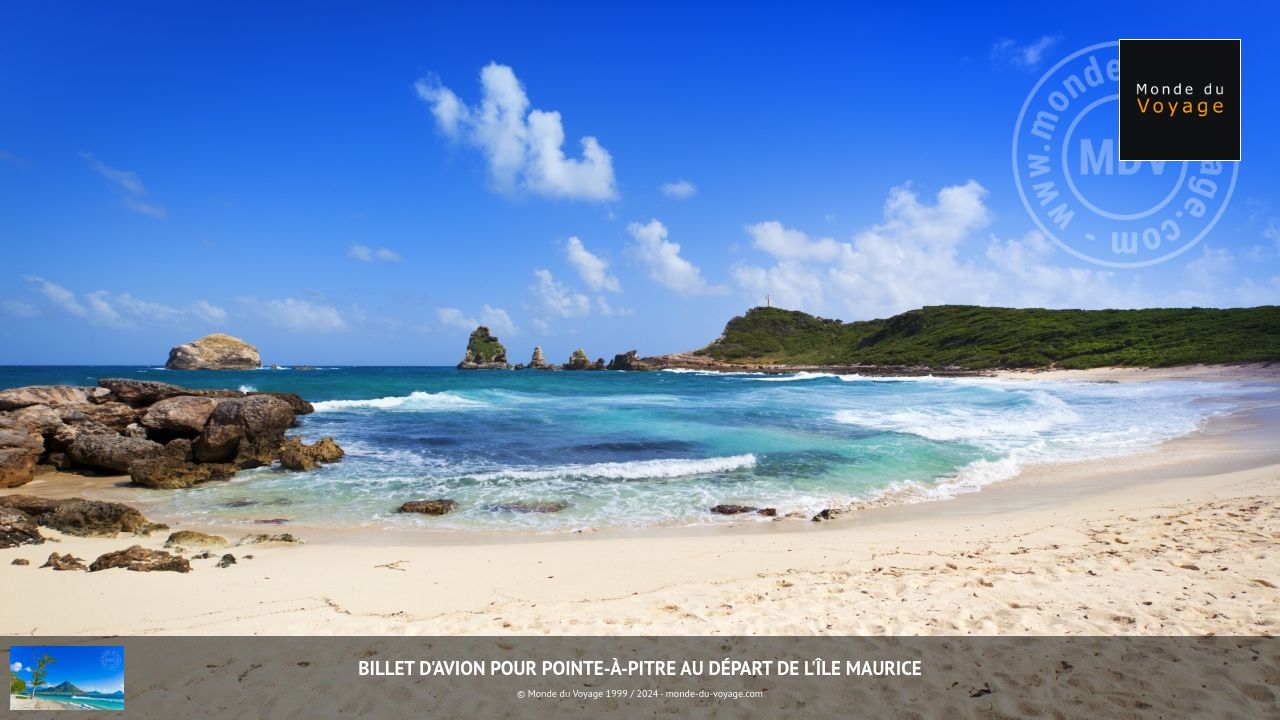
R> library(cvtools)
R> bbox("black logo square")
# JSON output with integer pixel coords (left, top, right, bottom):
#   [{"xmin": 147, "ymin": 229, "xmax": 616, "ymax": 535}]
[{"xmin": 1119, "ymin": 39, "xmax": 1240, "ymax": 161}]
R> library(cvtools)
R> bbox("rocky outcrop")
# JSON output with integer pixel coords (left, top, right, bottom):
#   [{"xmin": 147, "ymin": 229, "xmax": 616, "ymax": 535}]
[
  {"xmin": 217, "ymin": 553, "xmax": 237, "ymax": 568},
  {"xmin": 398, "ymin": 499, "xmax": 458, "ymax": 515},
  {"xmin": 97, "ymin": 378, "xmax": 241, "ymax": 407},
  {"xmin": 165, "ymin": 333, "xmax": 261, "ymax": 370},
  {"xmin": 165, "ymin": 530, "xmax": 227, "ymax": 548},
  {"xmin": 0, "ymin": 507, "xmax": 43, "ymax": 548},
  {"xmin": 141, "ymin": 396, "xmax": 221, "ymax": 435},
  {"xmin": 193, "ymin": 395, "xmax": 295, "ymax": 467},
  {"xmin": 457, "ymin": 326, "xmax": 512, "ymax": 369},
  {"xmin": 606, "ymin": 350, "xmax": 653, "ymax": 371},
  {"xmin": 1, "ymin": 494, "xmax": 163, "ymax": 537},
  {"xmin": 0, "ymin": 422, "xmax": 44, "ymax": 488},
  {"xmin": 129, "ymin": 456, "xmax": 237, "ymax": 489},
  {"xmin": 278, "ymin": 436, "xmax": 344, "ymax": 471},
  {"xmin": 41, "ymin": 552, "xmax": 87, "ymax": 571},
  {"xmin": 0, "ymin": 385, "xmax": 110, "ymax": 411},
  {"xmin": 68, "ymin": 433, "xmax": 163, "ymax": 472},
  {"xmin": 563, "ymin": 349, "xmax": 592, "ymax": 370},
  {"xmin": 0, "ymin": 379, "xmax": 329, "ymax": 488},
  {"xmin": 528, "ymin": 346, "xmax": 552, "ymax": 369},
  {"xmin": 90, "ymin": 545, "xmax": 191, "ymax": 573}
]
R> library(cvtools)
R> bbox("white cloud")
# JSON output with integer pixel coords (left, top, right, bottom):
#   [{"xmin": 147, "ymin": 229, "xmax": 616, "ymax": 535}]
[
  {"xmin": 436, "ymin": 305, "xmax": 518, "ymax": 335},
  {"xmin": 348, "ymin": 244, "xmax": 402, "ymax": 262},
  {"xmin": 745, "ymin": 221, "xmax": 842, "ymax": 262},
  {"xmin": 991, "ymin": 36, "xmax": 1059, "ymax": 68},
  {"xmin": 595, "ymin": 296, "xmax": 634, "ymax": 317},
  {"xmin": 21, "ymin": 276, "xmax": 228, "ymax": 327},
  {"xmin": 530, "ymin": 269, "xmax": 591, "ymax": 317},
  {"xmin": 187, "ymin": 300, "xmax": 229, "ymax": 324},
  {"xmin": 627, "ymin": 219, "xmax": 724, "ymax": 296},
  {"xmin": 255, "ymin": 298, "xmax": 346, "ymax": 332},
  {"xmin": 564, "ymin": 236, "xmax": 620, "ymax": 292},
  {"xmin": 80, "ymin": 151, "xmax": 168, "ymax": 218},
  {"xmin": 416, "ymin": 63, "xmax": 617, "ymax": 201},
  {"xmin": 23, "ymin": 275, "xmax": 85, "ymax": 316},
  {"xmin": 660, "ymin": 180, "xmax": 697, "ymax": 199},
  {"xmin": 10, "ymin": 662, "xmax": 21, "ymax": 672},
  {"xmin": 733, "ymin": 181, "xmax": 1155, "ymax": 317},
  {"xmin": 1, "ymin": 299, "xmax": 40, "ymax": 318}
]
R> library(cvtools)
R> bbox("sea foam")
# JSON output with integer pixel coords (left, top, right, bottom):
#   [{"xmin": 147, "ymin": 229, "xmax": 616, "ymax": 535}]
[{"xmin": 312, "ymin": 391, "xmax": 487, "ymax": 412}]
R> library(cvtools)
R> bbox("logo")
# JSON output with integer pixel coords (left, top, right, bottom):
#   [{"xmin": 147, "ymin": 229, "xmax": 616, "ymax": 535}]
[{"xmin": 1013, "ymin": 41, "xmax": 1237, "ymax": 268}]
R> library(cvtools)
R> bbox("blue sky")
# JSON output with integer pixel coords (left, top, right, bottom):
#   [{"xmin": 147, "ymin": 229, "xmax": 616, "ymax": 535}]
[
  {"xmin": 1, "ymin": 2, "xmax": 1276, "ymax": 365},
  {"xmin": 10, "ymin": 645, "xmax": 124, "ymax": 694}
]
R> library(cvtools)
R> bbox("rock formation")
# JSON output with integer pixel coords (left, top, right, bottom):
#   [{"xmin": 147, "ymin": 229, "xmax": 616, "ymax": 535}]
[
  {"xmin": 0, "ymin": 507, "xmax": 43, "ymax": 548},
  {"xmin": 165, "ymin": 530, "xmax": 227, "ymax": 548},
  {"xmin": 484, "ymin": 500, "xmax": 569, "ymax": 513},
  {"xmin": 606, "ymin": 350, "xmax": 653, "ymax": 371},
  {"xmin": 89, "ymin": 545, "xmax": 192, "ymax": 573},
  {"xmin": 563, "ymin": 349, "xmax": 592, "ymax": 370},
  {"xmin": 398, "ymin": 499, "xmax": 458, "ymax": 515},
  {"xmin": 278, "ymin": 436, "xmax": 344, "ymax": 471},
  {"xmin": 0, "ymin": 495, "xmax": 165, "ymax": 537},
  {"xmin": 165, "ymin": 333, "xmax": 261, "ymax": 370},
  {"xmin": 457, "ymin": 326, "xmax": 511, "ymax": 369},
  {"xmin": 41, "ymin": 552, "xmax": 87, "ymax": 571},
  {"xmin": 709, "ymin": 504, "xmax": 777, "ymax": 516},
  {"xmin": 0, "ymin": 378, "xmax": 338, "ymax": 489},
  {"xmin": 528, "ymin": 346, "xmax": 552, "ymax": 369}
]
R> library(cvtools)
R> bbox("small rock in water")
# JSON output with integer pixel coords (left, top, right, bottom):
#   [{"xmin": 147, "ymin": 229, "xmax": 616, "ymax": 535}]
[
  {"xmin": 41, "ymin": 552, "xmax": 87, "ymax": 571},
  {"xmin": 484, "ymin": 500, "xmax": 569, "ymax": 514},
  {"xmin": 811, "ymin": 508, "xmax": 843, "ymax": 522},
  {"xmin": 253, "ymin": 518, "xmax": 291, "ymax": 525},
  {"xmin": 711, "ymin": 504, "xmax": 758, "ymax": 515},
  {"xmin": 398, "ymin": 499, "xmax": 458, "ymax": 516},
  {"xmin": 11, "ymin": 558, "xmax": 30, "ymax": 566},
  {"xmin": 217, "ymin": 553, "xmax": 237, "ymax": 568}
]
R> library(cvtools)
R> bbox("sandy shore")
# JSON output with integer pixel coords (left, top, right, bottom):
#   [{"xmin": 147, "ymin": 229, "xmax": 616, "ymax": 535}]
[
  {"xmin": 2, "ymin": 366, "xmax": 1278, "ymax": 637},
  {"xmin": 9, "ymin": 694, "xmax": 79, "ymax": 710}
]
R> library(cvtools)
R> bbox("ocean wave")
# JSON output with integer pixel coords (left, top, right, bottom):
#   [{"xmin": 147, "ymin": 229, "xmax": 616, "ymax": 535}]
[
  {"xmin": 238, "ymin": 384, "xmax": 257, "ymax": 393},
  {"xmin": 659, "ymin": 368, "xmax": 766, "ymax": 376},
  {"xmin": 831, "ymin": 390, "xmax": 1080, "ymax": 443},
  {"xmin": 461, "ymin": 454, "xmax": 758, "ymax": 482},
  {"xmin": 312, "ymin": 391, "xmax": 487, "ymax": 412}
]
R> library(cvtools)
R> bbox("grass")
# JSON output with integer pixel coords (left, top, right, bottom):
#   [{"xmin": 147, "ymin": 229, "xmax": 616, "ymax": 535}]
[{"xmin": 693, "ymin": 305, "xmax": 1280, "ymax": 369}]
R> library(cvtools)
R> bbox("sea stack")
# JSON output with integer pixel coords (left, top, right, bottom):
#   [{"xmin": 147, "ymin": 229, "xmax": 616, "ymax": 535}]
[
  {"xmin": 563, "ymin": 348, "xmax": 592, "ymax": 370},
  {"xmin": 165, "ymin": 334, "xmax": 261, "ymax": 370},
  {"xmin": 457, "ymin": 327, "xmax": 512, "ymax": 369},
  {"xmin": 528, "ymin": 346, "xmax": 552, "ymax": 369}
]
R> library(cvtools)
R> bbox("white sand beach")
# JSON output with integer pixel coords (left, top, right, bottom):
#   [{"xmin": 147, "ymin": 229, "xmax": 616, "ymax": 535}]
[{"xmin": 2, "ymin": 366, "xmax": 1277, "ymax": 637}]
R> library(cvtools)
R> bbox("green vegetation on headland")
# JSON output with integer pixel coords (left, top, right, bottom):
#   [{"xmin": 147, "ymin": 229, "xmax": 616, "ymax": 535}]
[{"xmin": 693, "ymin": 305, "xmax": 1280, "ymax": 369}]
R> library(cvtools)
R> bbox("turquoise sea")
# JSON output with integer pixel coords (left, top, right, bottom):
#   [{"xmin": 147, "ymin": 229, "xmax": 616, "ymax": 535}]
[{"xmin": 0, "ymin": 366, "xmax": 1259, "ymax": 532}]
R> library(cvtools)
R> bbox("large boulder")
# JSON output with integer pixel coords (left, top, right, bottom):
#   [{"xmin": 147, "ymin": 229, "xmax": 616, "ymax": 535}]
[
  {"xmin": 128, "ymin": 456, "xmax": 236, "ymax": 489},
  {"xmin": 36, "ymin": 498, "xmax": 162, "ymax": 537},
  {"xmin": 0, "ymin": 385, "xmax": 110, "ymax": 411},
  {"xmin": 90, "ymin": 545, "xmax": 191, "ymax": 573},
  {"xmin": 0, "ymin": 424, "xmax": 44, "ymax": 488},
  {"xmin": 97, "ymin": 378, "xmax": 242, "ymax": 407},
  {"xmin": 0, "ymin": 494, "xmax": 62, "ymax": 516},
  {"xmin": 164, "ymin": 530, "xmax": 227, "ymax": 548},
  {"xmin": 249, "ymin": 391, "xmax": 314, "ymax": 417},
  {"xmin": 457, "ymin": 326, "xmax": 511, "ymax": 369},
  {"xmin": 0, "ymin": 507, "xmax": 43, "ymax": 548},
  {"xmin": 68, "ymin": 433, "xmax": 163, "ymax": 472},
  {"xmin": 278, "ymin": 436, "xmax": 344, "ymax": 471},
  {"xmin": 141, "ymin": 396, "xmax": 221, "ymax": 435},
  {"xmin": 193, "ymin": 395, "xmax": 294, "ymax": 467},
  {"xmin": 165, "ymin": 333, "xmax": 261, "ymax": 370},
  {"xmin": 54, "ymin": 401, "xmax": 141, "ymax": 433},
  {"xmin": 8, "ymin": 404, "xmax": 65, "ymax": 435}
]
